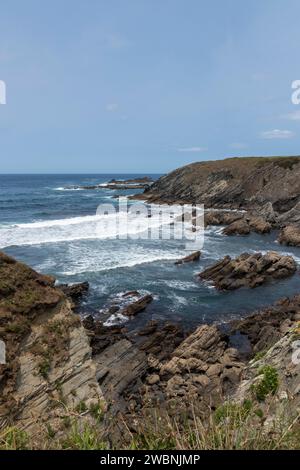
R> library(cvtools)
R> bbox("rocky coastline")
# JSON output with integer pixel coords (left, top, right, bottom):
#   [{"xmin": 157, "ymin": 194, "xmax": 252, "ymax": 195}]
[
  {"xmin": 1, "ymin": 156, "xmax": 300, "ymax": 449},
  {"xmin": 132, "ymin": 156, "xmax": 300, "ymax": 247},
  {"xmin": 0, "ymin": 246, "xmax": 299, "ymax": 448}
]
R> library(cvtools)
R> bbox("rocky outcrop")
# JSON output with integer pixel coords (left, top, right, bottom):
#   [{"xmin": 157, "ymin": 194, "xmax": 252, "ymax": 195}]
[
  {"xmin": 231, "ymin": 294, "xmax": 300, "ymax": 353},
  {"xmin": 67, "ymin": 177, "xmax": 154, "ymax": 191},
  {"xmin": 122, "ymin": 294, "xmax": 153, "ymax": 317},
  {"xmin": 199, "ymin": 252, "xmax": 297, "ymax": 290},
  {"xmin": 278, "ymin": 225, "xmax": 300, "ymax": 247},
  {"xmin": 175, "ymin": 251, "xmax": 201, "ymax": 265},
  {"xmin": 98, "ymin": 291, "xmax": 154, "ymax": 325},
  {"xmin": 278, "ymin": 201, "xmax": 300, "ymax": 226},
  {"xmin": 232, "ymin": 325, "xmax": 300, "ymax": 427},
  {"xmin": 59, "ymin": 281, "xmax": 89, "ymax": 306},
  {"xmin": 0, "ymin": 252, "xmax": 104, "ymax": 435},
  {"xmin": 223, "ymin": 216, "xmax": 272, "ymax": 235},
  {"xmin": 223, "ymin": 218, "xmax": 251, "ymax": 235},
  {"xmin": 204, "ymin": 210, "xmax": 244, "ymax": 227},
  {"xmin": 134, "ymin": 157, "xmax": 300, "ymax": 212}
]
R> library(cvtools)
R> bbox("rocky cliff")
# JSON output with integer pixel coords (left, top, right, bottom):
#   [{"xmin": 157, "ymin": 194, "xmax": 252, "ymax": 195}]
[
  {"xmin": 1, "ymin": 251, "xmax": 299, "ymax": 449},
  {"xmin": 133, "ymin": 156, "xmax": 300, "ymax": 247},
  {"xmin": 139, "ymin": 156, "xmax": 300, "ymax": 211},
  {"xmin": 0, "ymin": 252, "xmax": 105, "ymax": 438}
]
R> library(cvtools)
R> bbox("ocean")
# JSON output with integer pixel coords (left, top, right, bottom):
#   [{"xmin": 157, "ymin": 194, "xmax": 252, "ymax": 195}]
[{"xmin": 1, "ymin": 173, "xmax": 300, "ymax": 331}]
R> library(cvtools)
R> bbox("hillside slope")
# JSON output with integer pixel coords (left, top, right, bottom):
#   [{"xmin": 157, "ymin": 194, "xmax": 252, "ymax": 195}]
[{"xmin": 140, "ymin": 156, "xmax": 300, "ymax": 211}]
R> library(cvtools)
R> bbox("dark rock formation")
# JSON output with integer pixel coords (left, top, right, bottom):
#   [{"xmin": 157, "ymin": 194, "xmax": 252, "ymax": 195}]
[
  {"xmin": 0, "ymin": 252, "xmax": 103, "ymax": 434},
  {"xmin": 175, "ymin": 251, "xmax": 201, "ymax": 265},
  {"xmin": 199, "ymin": 252, "xmax": 297, "ymax": 290},
  {"xmin": 231, "ymin": 294, "xmax": 300, "ymax": 353},
  {"xmin": 204, "ymin": 210, "xmax": 244, "ymax": 227},
  {"xmin": 69, "ymin": 177, "xmax": 154, "ymax": 191},
  {"xmin": 122, "ymin": 294, "xmax": 153, "ymax": 317},
  {"xmin": 134, "ymin": 156, "xmax": 300, "ymax": 213},
  {"xmin": 223, "ymin": 218, "xmax": 251, "ymax": 235},
  {"xmin": 223, "ymin": 216, "xmax": 272, "ymax": 235},
  {"xmin": 59, "ymin": 281, "xmax": 89, "ymax": 306}
]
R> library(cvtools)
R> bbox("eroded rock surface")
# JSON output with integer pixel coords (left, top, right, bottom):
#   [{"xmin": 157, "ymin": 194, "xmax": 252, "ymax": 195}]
[
  {"xmin": 199, "ymin": 252, "xmax": 297, "ymax": 290},
  {"xmin": 0, "ymin": 252, "xmax": 104, "ymax": 435},
  {"xmin": 175, "ymin": 251, "xmax": 201, "ymax": 265},
  {"xmin": 278, "ymin": 225, "xmax": 300, "ymax": 247}
]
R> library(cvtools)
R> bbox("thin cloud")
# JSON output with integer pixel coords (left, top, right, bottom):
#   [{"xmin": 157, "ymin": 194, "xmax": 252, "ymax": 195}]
[
  {"xmin": 177, "ymin": 146, "xmax": 207, "ymax": 153},
  {"xmin": 281, "ymin": 110, "xmax": 300, "ymax": 121},
  {"xmin": 260, "ymin": 129, "xmax": 294, "ymax": 139},
  {"xmin": 106, "ymin": 103, "xmax": 118, "ymax": 112}
]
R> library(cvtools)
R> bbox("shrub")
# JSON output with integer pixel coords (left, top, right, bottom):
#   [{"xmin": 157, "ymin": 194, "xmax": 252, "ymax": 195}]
[{"xmin": 252, "ymin": 366, "xmax": 279, "ymax": 401}]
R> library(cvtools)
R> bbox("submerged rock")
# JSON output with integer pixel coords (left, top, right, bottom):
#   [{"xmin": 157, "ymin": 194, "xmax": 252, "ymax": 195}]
[
  {"xmin": 175, "ymin": 251, "xmax": 201, "ymax": 265},
  {"xmin": 199, "ymin": 251, "xmax": 297, "ymax": 290}
]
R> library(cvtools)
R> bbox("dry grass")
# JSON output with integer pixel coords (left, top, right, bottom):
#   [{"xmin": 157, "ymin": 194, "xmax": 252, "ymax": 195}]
[{"xmin": 1, "ymin": 400, "xmax": 299, "ymax": 450}]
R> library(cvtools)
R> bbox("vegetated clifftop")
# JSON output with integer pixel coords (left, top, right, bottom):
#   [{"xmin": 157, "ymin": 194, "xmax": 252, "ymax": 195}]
[
  {"xmin": 0, "ymin": 252, "xmax": 104, "ymax": 437},
  {"xmin": 139, "ymin": 156, "xmax": 300, "ymax": 212}
]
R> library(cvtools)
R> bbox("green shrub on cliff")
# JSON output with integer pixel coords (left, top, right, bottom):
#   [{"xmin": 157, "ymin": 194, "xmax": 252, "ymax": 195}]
[{"xmin": 252, "ymin": 365, "xmax": 279, "ymax": 402}]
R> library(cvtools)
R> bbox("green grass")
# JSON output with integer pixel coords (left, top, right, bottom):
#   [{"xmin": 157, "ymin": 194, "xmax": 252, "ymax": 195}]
[{"xmin": 252, "ymin": 366, "xmax": 279, "ymax": 401}]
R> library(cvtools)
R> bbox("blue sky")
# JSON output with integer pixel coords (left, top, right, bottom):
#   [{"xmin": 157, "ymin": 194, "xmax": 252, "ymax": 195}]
[{"xmin": 0, "ymin": 0, "xmax": 300, "ymax": 173}]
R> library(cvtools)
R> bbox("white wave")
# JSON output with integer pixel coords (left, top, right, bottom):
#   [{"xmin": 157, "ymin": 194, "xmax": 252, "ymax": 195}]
[
  {"xmin": 53, "ymin": 187, "xmax": 84, "ymax": 191},
  {"xmin": 103, "ymin": 312, "xmax": 129, "ymax": 327},
  {"xmin": 0, "ymin": 206, "xmax": 198, "ymax": 248},
  {"xmin": 16, "ymin": 214, "xmax": 108, "ymax": 229},
  {"xmin": 60, "ymin": 251, "xmax": 182, "ymax": 275},
  {"xmin": 171, "ymin": 294, "xmax": 189, "ymax": 306},
  {"xmin": 163, "ymin": 280, "xmax": 198, "ymax": 290}
]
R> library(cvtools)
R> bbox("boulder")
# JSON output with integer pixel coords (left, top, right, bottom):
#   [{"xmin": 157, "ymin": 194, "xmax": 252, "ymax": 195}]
[
  {"xmin": 122, "ymin": 294, "xmax": 153, "ymax": 317},
  {"xmin": 278, "ymin": 225, "xmax": 300, "ymax": 247},
  {"xmin": 175, "ymin": 251, "xmax": 201, "ymax": 265},
  {"xmin": 249, "ymin": 216, "xmax": 272, "ymax": 234},
  {"xmin": 199, "ymin": 251, "xmax": 297, "ymax": 290},
  {"xmin": 223, "ymin": 218, "xmax": 251, "ymax": 235}
]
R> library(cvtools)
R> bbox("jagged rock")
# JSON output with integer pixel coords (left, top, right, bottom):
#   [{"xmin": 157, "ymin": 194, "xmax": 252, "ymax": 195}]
[
  {"xmin": 248, "ymin": 216, "xmax": 272, "ymax": 234},
  {"xmin": 122, "ymin": 294, "xmax": 153, "ymax": 317},
  {"xmin": 230, "ymin": 294, "xmax": 300, "ymax": 352},
  {"xmin": 138, "ymin": 321, "xmax": 185, "ymax": 360},
  {"xmin": 278, "ymin": 201, "xmax": 300, "ymax": 225},
  {"xmin": 0, "ymin": 252, "xmax": 104, "ymax": 435},
  {"xmin": 94, "ymin": 338, "xmax": 148, "ymax": 411},
  {"xmin": 233, "ymin": 327, "xmax": 300, "ymax": 423},
  {"xmin": 133, "ymin": 156, "xmax": 300, "ymax": 211},
  {"xmin": 175, "ymin": 251, "xmax": 201, "ymax": 265},
  {"xmin": 59, "ymin": 281, "xmax": 89, "ymax": 305},
  {"xmin": 278, "ymin": 225, "xmax": 300, "ymax": 247},
  {"xmin": 99, "ymin": 291, "xmax": 153, "ymax": 324},
  {"xmin": 82, "ymin": 318, "xmax": 125, "ymax": 355},
  {"xmin": 223, "ymin": 218, "xmax": 251, "ymax": 235},
  {"xmin": 199, "ymin": 252, "xmax": 297, "ymax": 290},
  {"xmin": 223, "ymin": 216, "xmax": 271, "ymax": 236},
  {"xmin": 205, "ymin": 211, "xmax": 244, "ymax": 227},
  {"xmin": 256, "ymin": 202, "xmax": 277, "ymax": 224},
  {"xmin": 144, "ymin": 324, "xmax": 244, "ymax": 411}
]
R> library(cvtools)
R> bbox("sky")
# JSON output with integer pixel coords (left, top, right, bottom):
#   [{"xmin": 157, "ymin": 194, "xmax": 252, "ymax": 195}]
[{"xmin": 0, "ymin": 0, "xmax": 300, "ymax": 173}]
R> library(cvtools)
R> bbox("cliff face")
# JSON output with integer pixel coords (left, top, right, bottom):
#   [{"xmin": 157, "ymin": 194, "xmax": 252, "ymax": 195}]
[
  {"xmin": 141, "ymin": 157, "xmax": 300, "ymax": 211},
  {"xmin": 0, "ymin": 252, "xmax": 104, "ymax": 436},
  {"xmin": 0, "ymin": 251, "xmax": 299, "ymax": 448}
]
